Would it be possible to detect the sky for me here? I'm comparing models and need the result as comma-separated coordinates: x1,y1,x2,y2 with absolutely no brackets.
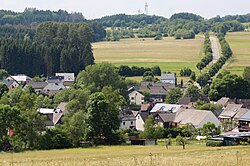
1,0,250,19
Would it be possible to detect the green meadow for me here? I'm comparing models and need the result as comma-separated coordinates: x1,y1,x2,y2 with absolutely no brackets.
226,32,250,75
93,37,204,74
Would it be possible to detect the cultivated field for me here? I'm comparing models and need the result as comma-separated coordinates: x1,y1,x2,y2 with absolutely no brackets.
93,37,204,73
226,32,250,75
0,145,250,166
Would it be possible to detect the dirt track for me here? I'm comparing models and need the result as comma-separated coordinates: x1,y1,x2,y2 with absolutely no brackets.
210,36,220,63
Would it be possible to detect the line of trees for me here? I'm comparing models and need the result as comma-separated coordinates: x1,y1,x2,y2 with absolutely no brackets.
197,33,232,87
118,65,161,77
196,33,213,71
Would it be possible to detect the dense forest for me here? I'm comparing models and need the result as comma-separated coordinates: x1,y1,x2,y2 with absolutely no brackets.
0,22,94,76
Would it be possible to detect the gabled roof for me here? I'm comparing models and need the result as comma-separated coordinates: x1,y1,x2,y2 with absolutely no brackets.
174,109,213,127
119,110,136,120
137,112,150,123
219,104,243,119
129,90,144,97
37,108,64,125
158,113,176,123
135,82,175,97
7,74,32,82
151,103,182,113
26,81,48,89
56,73,75,82
44,82,65,91
2,79,20,87
216,97,230,107
238,109,250,121
56,102,68,113
233,108,249,120
141,104,151,111
161,73,176,80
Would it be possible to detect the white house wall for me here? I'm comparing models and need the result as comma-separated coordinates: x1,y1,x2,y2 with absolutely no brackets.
129,91,144,105
136,114,145,131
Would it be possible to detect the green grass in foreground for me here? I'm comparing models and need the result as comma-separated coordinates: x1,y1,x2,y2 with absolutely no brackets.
0,145,250,166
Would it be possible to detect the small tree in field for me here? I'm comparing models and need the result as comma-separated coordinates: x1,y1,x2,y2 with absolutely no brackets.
176,134,187,150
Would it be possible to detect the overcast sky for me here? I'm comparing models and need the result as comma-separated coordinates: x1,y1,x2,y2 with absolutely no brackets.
1,0,250,19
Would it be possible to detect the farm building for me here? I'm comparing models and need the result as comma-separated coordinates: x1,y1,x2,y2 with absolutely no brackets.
160,73,176,85
128,90,145,105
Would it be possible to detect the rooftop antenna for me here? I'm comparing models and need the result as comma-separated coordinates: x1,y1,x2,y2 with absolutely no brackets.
145,2,148,15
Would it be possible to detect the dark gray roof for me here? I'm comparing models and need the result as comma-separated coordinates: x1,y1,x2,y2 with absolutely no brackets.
2,79,16,87
238,109,250,121
119,110,136,120
139,112,150,122
44,82,65,91
135,82,175,96
26,81,48,89
158,113,176,123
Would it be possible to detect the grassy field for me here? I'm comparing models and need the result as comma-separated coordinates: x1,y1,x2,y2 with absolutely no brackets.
225,32,250,75
1,145,250,166
93,37,204,74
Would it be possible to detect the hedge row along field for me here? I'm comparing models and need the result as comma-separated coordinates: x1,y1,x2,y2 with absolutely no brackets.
197,33,233,87
196,33,213,71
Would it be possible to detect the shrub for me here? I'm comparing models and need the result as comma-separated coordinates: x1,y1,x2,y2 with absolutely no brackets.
206,140,223,146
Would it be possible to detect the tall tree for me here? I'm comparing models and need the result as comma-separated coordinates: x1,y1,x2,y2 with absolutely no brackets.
166,88,183,104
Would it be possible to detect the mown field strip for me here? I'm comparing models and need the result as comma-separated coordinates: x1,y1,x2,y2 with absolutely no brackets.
93,37,204,74
226,32,250,75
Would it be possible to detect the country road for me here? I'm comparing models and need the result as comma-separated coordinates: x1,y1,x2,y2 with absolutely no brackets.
210,36,220,63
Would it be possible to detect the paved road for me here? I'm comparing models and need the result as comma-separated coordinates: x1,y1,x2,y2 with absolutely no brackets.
210,36,220,63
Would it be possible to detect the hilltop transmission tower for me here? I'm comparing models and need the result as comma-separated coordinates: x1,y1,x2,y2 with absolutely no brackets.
145,2,148,15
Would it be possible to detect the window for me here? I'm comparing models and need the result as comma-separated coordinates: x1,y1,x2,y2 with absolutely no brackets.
123,122,125,126
141,97,144,100
131,97,135,100
131,121,133,125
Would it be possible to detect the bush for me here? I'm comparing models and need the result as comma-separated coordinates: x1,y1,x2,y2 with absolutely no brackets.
154,35,163,40
206,140,223,146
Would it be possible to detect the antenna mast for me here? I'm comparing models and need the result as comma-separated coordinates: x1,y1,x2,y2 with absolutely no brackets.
145,2,148,15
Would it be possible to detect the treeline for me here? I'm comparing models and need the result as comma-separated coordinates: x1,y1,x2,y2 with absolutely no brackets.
210,14,250,23
0,9,106,42
93,14,167,28
196,33,213,71
95,12,245,41
0,8,86,25
0,22,94,76
106,27,135,41
118,65,161,77
197,33,233,87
